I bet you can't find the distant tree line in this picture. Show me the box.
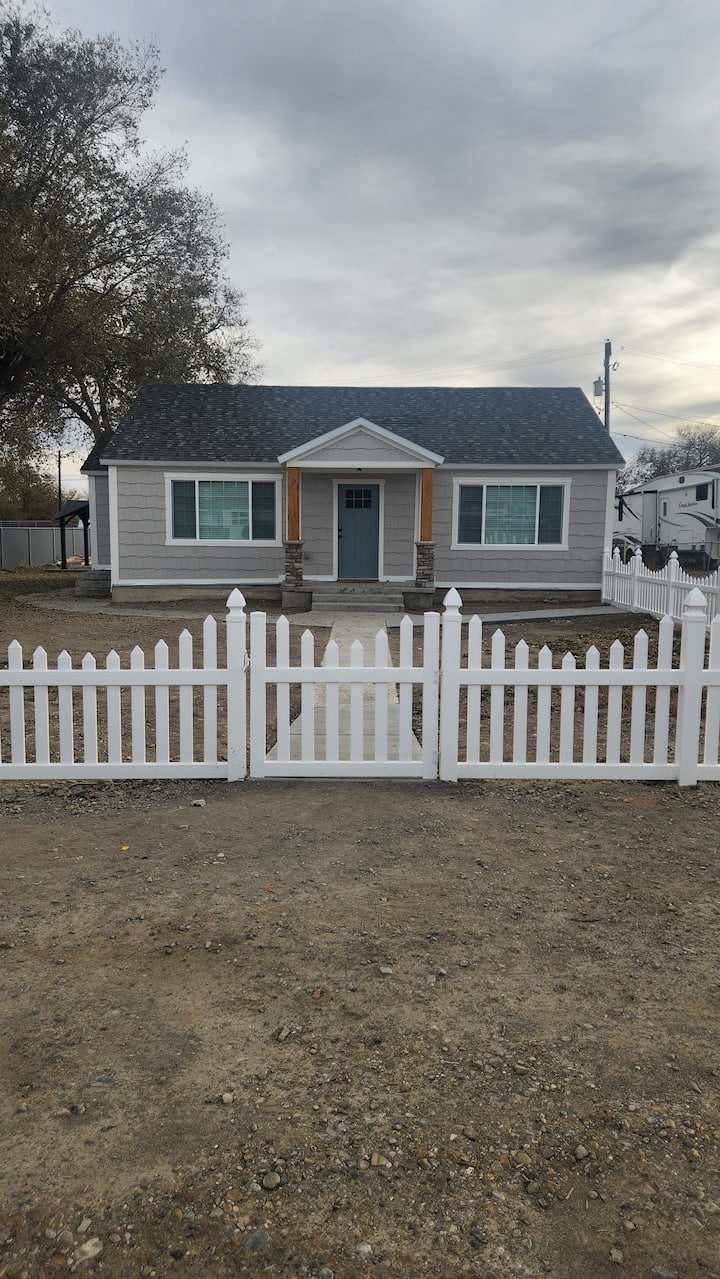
[0,453,67,521]
[617,425,720,493]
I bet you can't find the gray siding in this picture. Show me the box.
[301,473,334,577]
[115,467,285,582]
[92,474,111,566]
[433,468,608,586]
[383,474,416,577]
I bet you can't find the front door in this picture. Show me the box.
[338,484,380,578]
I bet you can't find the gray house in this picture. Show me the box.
[81,384,623,606]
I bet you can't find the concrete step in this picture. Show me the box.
[311,590,404,612]
[74,569,111,598]
[311,584,404,594]
[315,602,404,613]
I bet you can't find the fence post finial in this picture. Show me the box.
[226,587,246,612]
[683,586,708,617]
[443,587,462,617]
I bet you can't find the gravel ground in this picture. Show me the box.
[0,571,718,1279]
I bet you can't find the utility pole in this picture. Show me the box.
[604,338,611,433]
[57,449,62,512]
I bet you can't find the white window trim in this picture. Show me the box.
[450,477,571,551]
[164,472,282,547]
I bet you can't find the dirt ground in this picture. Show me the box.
[1,571,719,1279]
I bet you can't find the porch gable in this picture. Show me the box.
[277,417,444,469]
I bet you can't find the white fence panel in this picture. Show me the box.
[438,588,720,783]
[0,596,245,779]
[603,547,720,623]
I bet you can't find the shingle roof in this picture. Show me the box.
[80,430,115,473]
[94,384,624,468]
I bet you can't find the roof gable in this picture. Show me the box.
[277,417,445,466]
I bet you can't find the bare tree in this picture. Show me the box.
[616,425,720,492]
[0,5,260,453]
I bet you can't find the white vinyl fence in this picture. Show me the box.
[1,587,720,785]
[0,593,247,781]
[602,546,720,623]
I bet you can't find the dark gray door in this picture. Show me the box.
[338,484,380,578]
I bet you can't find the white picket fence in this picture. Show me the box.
[0,592,247,781]
[2,586,720,785]
[602,546,720,623]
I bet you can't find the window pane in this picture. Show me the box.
[538,486,563,543]
[458,486,483,543]
[198,481,249,540]
[251,482,276,539]
[485,486,536,544]
[172,481,196,538]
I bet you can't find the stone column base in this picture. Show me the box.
[284,540,304,586]
[415,541,435,588]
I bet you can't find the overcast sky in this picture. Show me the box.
[46,0,720,480]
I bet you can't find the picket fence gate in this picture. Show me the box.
[2,586,720,785]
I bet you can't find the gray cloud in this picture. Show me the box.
[48,0,720,446]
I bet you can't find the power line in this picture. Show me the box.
[323,341,598,386]
[611,403,681,441]
[622,345,720,373]
[613,402,720,430]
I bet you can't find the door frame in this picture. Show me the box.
[333,478,385,580]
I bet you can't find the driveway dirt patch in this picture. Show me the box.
[1,777,719,1279]
[0,573,718,1279]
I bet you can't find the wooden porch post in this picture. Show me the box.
[415,467,435,590]
[283,465,306,594]
[286,466,300,541]
[420,467,433,541]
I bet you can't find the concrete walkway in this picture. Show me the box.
[24,590,625,628]
[267,612,423,764]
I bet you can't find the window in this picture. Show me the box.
[696,483,709,501]
[455,483,566,546]
[169,478,277,542]
[345,488,373,509]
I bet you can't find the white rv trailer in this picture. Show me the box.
[614,469,720,562]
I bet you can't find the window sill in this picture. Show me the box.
[165,539,282,548]
[451,542,569,552]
